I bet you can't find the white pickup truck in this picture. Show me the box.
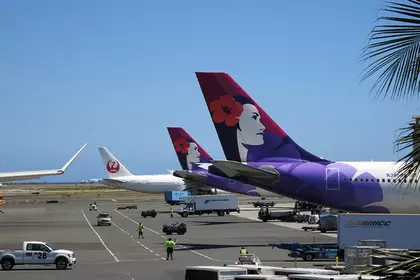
[0,241,76,270]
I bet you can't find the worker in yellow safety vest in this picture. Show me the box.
[137,222,144,239]
[240,247,248,254]
[165,238,176,260]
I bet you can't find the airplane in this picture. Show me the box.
[80,178,104,184]
[0,143,87,183]
[98,146,228,194]
[194,72,420,214]
[168,127,278,197]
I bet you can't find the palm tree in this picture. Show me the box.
[362,0,420,186]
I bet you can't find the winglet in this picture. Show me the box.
[60,143,87,172]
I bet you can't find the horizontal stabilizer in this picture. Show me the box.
[211,160,279,186]
[103,178,125,184]
[172,170,207,184]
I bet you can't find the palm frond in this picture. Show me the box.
[393,121,420,189]
[361,0,420,101]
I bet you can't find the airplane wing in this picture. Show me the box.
[173,170,207,184]
[0,143,87,183]
[172,170,214,192]
[211,160,280,186]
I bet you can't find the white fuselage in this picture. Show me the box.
[104,174,185,193]
[103,173,229,194]
[341,161,420,213]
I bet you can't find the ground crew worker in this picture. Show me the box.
[165,238,176,260]
[170,207,174,218]
[240,247,248,254]
[137,222,144,239]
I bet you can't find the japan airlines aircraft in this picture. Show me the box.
[168,127,277,197]
[195,72,420,214]
[0,143,87,183]
[98,146,228,194]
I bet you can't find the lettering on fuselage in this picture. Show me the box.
[386,173,397,178]
[345,220,391,228]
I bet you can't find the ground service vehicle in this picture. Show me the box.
[89,203,97,211]
[252,201,275,208]
[258,207,304,222]
[0,241,76,270]
[162,222,187,235]
[235,254,262,265]
[117,204,137,210]
[97,212,112,226]
[269,243,343,261]
[185,265,247,280]
[288,247,340,261]
[141,209,157,218]
[164,191,190,205]
[178,195,239,217]
[338,213,420,250]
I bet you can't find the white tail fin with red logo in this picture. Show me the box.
[98,147,132,178]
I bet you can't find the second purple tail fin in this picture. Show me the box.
[195,72,327,163]
[167,127,213,171]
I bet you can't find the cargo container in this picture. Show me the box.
[338,213,420,250]
[164,191,190,205]
[178,195,239,217]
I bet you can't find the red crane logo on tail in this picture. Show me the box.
[106,160,120,173]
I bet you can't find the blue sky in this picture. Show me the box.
[0,0,418,182]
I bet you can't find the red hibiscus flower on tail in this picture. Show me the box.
[209,95,243,126]
[173,138,190,154]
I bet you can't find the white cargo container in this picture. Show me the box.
[178,195,239,217]
[338,214,420,250]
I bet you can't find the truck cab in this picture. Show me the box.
[0,241,76,270]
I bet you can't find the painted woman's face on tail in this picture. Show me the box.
[187,142,201,163]
[238,104,265,145]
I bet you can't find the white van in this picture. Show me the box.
[234,275,288,280]
[287,274,382,280]
[185,266,247,280]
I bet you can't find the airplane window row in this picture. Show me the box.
[343,178,419,184]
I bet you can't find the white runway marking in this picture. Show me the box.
[113,209,230,262]
[112,220,166,261]
[81,210,119,262]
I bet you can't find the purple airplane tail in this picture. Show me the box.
[195,72,327,163]
[167,127,213,171]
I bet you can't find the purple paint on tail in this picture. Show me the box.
[195,72,327,164]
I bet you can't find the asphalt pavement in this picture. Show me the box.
[0,196,338,280]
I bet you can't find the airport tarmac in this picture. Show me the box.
[0,196,338,280]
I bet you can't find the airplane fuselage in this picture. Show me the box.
[102,174,229,195]
[103,174,186,193]
[236,160,420,213]
[210,159,420,213]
